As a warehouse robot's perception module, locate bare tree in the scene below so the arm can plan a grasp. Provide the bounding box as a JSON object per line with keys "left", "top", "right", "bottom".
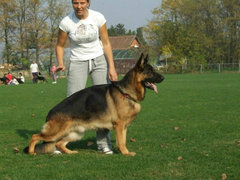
{"left": 26, "top": 0, "right": 48, "bottom": 65}
{"left": 0, "top": 0, "right": 15, "bottom": 64}
{"left": 14, "top": 0, "right": 29, "bottom": 59}
{"left": 45, "top": 0, "right": 70, "bottom": 72}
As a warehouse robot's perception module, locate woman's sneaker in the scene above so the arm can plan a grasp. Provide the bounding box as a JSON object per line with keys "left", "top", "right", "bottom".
{"left": 98, "top": 147, "right": 113, "bottom": 154}
{"left": 53, "top": 150, "right": 62, "bottom": 154}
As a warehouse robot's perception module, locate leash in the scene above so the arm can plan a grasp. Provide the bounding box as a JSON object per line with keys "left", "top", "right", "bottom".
{"left": 112, "top": 83, "right": 138, "bottom": 103}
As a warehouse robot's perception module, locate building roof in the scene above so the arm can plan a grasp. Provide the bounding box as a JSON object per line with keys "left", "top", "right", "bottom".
{"left": 63, "top": 35, "right": 140, "bottom": 51}
{"left": 109, "top": 35, "right": 140, "bottom": 50}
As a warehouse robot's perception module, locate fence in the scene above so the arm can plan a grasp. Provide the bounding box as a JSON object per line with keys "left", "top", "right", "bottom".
{"left": 1, "top": 63, "right": 240, "bottom": 79}
{"left": 157, "top": 63, "right": 240, "bottom": 74}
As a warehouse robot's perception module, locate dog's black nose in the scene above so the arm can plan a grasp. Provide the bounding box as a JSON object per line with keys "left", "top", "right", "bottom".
{"left": 161, "top": 75, "right": 164, "bottom": 81}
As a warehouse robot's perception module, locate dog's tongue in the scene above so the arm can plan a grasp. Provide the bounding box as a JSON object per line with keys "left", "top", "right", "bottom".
{"left": 146, "top": 82, "right": 158, "bottom": 94}
{"left": 151, "top": 83, "right": 158, "bottom": 94}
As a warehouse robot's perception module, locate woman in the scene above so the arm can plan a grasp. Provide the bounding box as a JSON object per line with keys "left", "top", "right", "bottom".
{"left": 51, "top": 62, "right": 57, "bottom": 84}
{"left": 17, "top": 72, "right": 25, "bottom": 84}
{"left": 55, "top": 0, "right": 118, "bottom": 154}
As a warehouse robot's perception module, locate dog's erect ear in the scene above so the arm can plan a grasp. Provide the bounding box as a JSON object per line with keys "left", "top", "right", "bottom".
{"left": 136, "top": 53, "right": 145, "bottom": 70}
{"left": 144, "top": 54, "right": 149, "bottom": 64}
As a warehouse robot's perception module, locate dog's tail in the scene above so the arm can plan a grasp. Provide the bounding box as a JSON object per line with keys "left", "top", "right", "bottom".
{"left": 24, "top": 142, "right": 56, "bottom": 154}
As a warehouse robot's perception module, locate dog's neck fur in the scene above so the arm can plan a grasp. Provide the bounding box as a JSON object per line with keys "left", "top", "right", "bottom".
{"left": 113, "top": 69, "right": 145, "bottom": 102}
{"left": 112, "top": 83, "right": 138, "bottom": 103}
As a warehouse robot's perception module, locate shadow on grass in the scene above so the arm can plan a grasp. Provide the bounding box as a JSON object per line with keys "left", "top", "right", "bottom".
{"left": 68, "top": 138, "right": 97, "bottom": 151}
{"left": 66, "top": 138, "right": 117, "bottom": 152}
{"left": 16, "top": 129, "right": 39, "bottom": 139}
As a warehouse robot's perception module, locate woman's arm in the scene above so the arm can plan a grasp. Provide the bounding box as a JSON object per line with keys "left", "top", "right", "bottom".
{"left": 55, "top": 29, "right": 68, "bottom": 72}
{"left": 99, "top": 23, "right": 118, "bottom": 81}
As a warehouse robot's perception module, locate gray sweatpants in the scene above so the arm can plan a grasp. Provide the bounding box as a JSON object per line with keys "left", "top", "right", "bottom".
{"left": 67, "top": 55, "right": 112, "bottom": 150}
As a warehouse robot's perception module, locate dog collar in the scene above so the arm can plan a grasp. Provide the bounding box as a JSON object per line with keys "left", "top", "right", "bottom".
{"left": 112, "top": 83, "right": 138, "bottom": 103}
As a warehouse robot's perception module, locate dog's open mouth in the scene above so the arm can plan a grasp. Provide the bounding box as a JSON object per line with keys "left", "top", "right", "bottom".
{"left": 144, "top": 82, "right": 158, "bottom": 93}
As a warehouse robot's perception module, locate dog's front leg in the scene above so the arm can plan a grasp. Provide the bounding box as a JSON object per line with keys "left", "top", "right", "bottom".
{"left": 114, "top": 121, "right": 136, "bottom": 156}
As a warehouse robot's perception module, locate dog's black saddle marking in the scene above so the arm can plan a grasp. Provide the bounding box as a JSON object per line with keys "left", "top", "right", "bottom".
{"left": 46, "top": 84, "right": 110, "bottom": 121}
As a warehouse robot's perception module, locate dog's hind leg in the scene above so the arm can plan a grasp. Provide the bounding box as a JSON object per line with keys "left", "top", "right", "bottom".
{"left": 56, "top": 140, "right": 78, "bottom": 154}
{"left": 56, "top": 130, "right": 85, "bottom": 154}
{"left": 28, "top": 118, "right": 74, "bottom": 155}
{"left": 28, "top": 133, "right": 61, "bottom": 155}
{"left": 114, "top": 121, "right": 136, "bottom": 156}
{"left": 28, "top": 134, "right": 45, "bottom": 155}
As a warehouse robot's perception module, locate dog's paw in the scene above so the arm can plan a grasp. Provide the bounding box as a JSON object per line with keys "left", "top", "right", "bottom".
{"left": 128, "top": 152, "right": 136, "bottom": 156}
{"left": 122, "top": 151, "right": 136, "bottom": 156}
{"left": 68, "top": 150, "right": 78, "bottom": 154}
{"left": 29, "top": 152, "right": 37, "bottom": 156}
{"left": 120, "top": 149, "right": 136, "bottom": 156}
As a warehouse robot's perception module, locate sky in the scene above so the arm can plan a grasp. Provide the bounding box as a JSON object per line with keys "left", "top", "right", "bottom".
{"left": 91, "top": 0, "right": 162, "bottom": 31}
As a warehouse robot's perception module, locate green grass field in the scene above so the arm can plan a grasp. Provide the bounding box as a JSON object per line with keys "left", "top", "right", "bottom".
{"left": 0, "top": 73, "right": 240, "bottom": 179}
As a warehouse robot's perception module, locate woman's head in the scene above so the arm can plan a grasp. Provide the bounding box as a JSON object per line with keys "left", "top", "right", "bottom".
{"left": 72, "top": 0, "right": 90, "bottom": 18}
{"left": 72, "top": 0, "right": 89, "bottom": 3}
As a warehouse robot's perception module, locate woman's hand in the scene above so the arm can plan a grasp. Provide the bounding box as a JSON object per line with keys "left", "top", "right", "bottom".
{"left": 55, "top": 65, "right": 65, "bottom": 73}
{"left": 109, "top": 67, "right": 118, "bottom": 81}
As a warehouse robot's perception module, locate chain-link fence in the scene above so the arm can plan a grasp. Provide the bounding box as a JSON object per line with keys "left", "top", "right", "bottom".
{"left": 156, "top": 63, "right": 240, "bottom": 74}
{"left": 1, "top": 63, "right": 240, "bottom": 80}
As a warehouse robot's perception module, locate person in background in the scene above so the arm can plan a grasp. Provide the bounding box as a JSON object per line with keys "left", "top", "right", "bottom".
{"left": 9, "top": 77, "right": 19, "bottom": 85}
{"left": 16, "top": 72, "right": 25, "bottom": 84}
{"left": 51, "top": 62, "right": 57, "bottom": 84}
{"left": 0, "top": 74, "right": 9, "bottom": 85}
{"left": 6, "top": 72, "right": 13, "bottom": 84}
{"left": 30, "top": 60, "right": 39, "bottom": 84}
{"left": 55, "top": 0, "right": 118, "bottom": 154}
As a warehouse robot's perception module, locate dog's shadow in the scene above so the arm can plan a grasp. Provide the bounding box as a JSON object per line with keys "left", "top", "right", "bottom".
{"left": 16, "top": 129, "right": 115, "bottom": 151}
{"left": 16, "top": 129, "right": 38, "bottom": 140}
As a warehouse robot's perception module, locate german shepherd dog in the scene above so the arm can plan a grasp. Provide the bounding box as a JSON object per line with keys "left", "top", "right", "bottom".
{"left": 27, "top": 54, "right": 164, "bottom": 156}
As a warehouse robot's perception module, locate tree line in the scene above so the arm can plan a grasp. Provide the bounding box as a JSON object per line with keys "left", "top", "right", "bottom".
{"left": 3, "top": 0, "right": 236, "bottom": 70}
{"left": 0, "top": 0, "right": 71, "bottom": 69}
{"left": 0, "top": 0, "right": 147, "bottom": 70}
{"left": 144, "top": 0, "right": 240, "bottom": 65}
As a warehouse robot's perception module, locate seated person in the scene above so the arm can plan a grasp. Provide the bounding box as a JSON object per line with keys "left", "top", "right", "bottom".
{"left": 6, "top": 72, "right": 13, "bottom": 84}
{"left": 9, "top": 77, "right": 19, "bottom": 85}
{"left": 16, "top": 72, "right": 25, "bottom": 84}
{"left": 0, "top": 74, "right": 10, "bottom": 85}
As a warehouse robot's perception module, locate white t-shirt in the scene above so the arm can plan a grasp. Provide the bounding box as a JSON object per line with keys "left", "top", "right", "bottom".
{"left": 30, "top": 63, "right": 39, "bottom": 73}
{"left": 59, "top": 9, "right": 106, "bottom": 61}
{"left": 12, "top": 78, "right": 19, "bottom": 85}
{"left": 20, "top": 76, "right": 25, "bottom": 82}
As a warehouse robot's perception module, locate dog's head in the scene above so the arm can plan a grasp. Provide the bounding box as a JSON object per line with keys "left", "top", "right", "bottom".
{"left": 135, "top": 53, "right": 164, "bottom": 93}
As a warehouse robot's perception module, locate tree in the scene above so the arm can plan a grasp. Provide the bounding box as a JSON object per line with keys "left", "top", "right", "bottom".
{"left": 108, "top": 24, "right": 136, "bottom": 36}
{"left": 0, "top": 0, "right": 72, "bottom": 69}
{"left": 26, "top": 0, "right": 49, "bottom": 66}
{"left": 14, "top": 0, "right": 29, "bottom": 59}
{"left": 219, "top": 0, "right": 240, "bottom": 63}
{"left": 45, "top": 0, "right": 70, "bottom": 73}
{"left": 0, "top": 0, "right": 16, "bottom": 64}
{"left": 144, "top": 0, "right": 240, "bottom": 64}
{"left": 136, "top": 27, "right": 146, "bottom": 45}
{"left": 115, "top": 24, "right": 126, "bottom": 35}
